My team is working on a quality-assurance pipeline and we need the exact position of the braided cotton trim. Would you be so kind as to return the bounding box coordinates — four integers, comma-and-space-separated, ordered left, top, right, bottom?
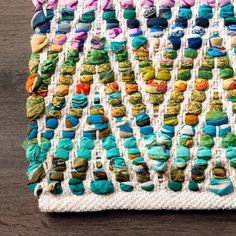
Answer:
39, 190, 236, 212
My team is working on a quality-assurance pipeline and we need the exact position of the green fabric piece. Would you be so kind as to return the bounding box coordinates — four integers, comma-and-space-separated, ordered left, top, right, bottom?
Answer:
198, 68, 213, 80
184, 48, 198, 59
102, 9, 116, 21
26, 95, 45, 121
141, 182, 154, 191
188, 180, 199, 191
120, 182, 134, 192
177, 69, 191, 81
199, 135, 214, 148
168, 181, 182, 191
222, 133, 236, 148
219, 67, 234, 79
81, 10, 95, 23
86, 49, 109, 65
123, 8, 136, 19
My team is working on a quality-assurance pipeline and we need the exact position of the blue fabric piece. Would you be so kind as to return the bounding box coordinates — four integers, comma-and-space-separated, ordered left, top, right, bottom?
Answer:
168, 36, 181, 50
46, 117, 58, 129
62, 130, 75, 139
160, 125, 175, 137
140, 126, 154, 135
41, 129, 54, 140
202, 125, 216, 137
219, 125, 231, 137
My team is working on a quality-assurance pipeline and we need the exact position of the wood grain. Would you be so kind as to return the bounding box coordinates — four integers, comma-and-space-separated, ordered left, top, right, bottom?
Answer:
1, 1, 236, 235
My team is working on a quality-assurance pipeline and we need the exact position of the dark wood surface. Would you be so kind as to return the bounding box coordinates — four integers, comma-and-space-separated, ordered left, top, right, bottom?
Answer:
1, 1, 236, 235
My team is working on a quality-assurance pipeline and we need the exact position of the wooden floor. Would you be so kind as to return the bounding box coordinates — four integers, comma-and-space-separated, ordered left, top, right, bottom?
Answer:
1, 1, 236, 235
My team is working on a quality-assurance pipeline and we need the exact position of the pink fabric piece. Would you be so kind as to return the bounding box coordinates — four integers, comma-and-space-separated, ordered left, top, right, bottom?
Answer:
101, 0, 113, 10
65, 0, 78, 10
181, 0, 195, 7
74, 32, 88, 40
71, 40, 80, 49
129, 28, 141, 35
162, 0, 175, 8
86, 0, 98, 10
120, 0, 133, 9
219, 0, 231, 6
201, 0, 216, 7
47, 0, 58, 9
53, 34, 67, 45
140, 0, 154, 7
32, 0, 44, 9
109, 27, 122, 39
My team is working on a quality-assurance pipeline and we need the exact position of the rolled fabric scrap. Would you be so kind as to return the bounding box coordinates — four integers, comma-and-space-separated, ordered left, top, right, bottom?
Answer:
145, 80, 168, 93
209, 178, 233, 196
162, 0, 175, 8
202, 0, 215, 7
31, 34, 49, 53
181, 0, 195, 7
120, 0, 133, 8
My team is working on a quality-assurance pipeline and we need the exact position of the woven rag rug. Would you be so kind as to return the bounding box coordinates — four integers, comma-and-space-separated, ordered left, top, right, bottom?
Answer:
24, 0, 236, 212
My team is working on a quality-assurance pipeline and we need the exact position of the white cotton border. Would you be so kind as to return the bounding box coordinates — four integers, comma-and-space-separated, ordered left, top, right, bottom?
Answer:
38, 190, 236, 212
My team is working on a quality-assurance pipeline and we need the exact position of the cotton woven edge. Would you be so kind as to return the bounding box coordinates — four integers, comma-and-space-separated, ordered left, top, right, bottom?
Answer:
38, 190, 236, 212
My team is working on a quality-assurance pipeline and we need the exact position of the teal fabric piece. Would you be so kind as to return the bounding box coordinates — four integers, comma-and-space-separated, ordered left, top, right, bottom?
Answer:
209, 178, 233, 196
77, 148, 91, 160
152, 160, 167, 171
68, 178, 85, 195
141, 181, 154, 191
225, 147, 236, 160
80, 137, 94, 150
131, 36, 147, 49
196, 146, 212, 160
102, 134, 117, 150
194, 158, 208, 169
112, 157, 126, 168
127, 148, 140, 155
57, 138, 73, 150
230, 158, 236, 168
106, 147, 120, 159
147, 146, 170, 160
173, 158, 187, 169
120, 182, 134, 192
90, 180, 114, 194
48, 180, 63, 194
27, 162, 42, 179
124, 136, 137, 148
176, 146, 190, 160
132, 157, 146, 165
26, 143, 41, 162
27, 183, 37, 192
143, 133, 157, 147
156, 133, 172, 147
178, 7, 192, 19
55, 148, 70, 160
55, 138, 73, 160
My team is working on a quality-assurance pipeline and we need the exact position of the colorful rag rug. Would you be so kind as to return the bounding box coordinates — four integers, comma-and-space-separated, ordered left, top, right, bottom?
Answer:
24, 0, 236, 212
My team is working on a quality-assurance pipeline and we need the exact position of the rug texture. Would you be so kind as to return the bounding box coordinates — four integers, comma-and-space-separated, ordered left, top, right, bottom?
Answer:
24, 0, 236, 212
